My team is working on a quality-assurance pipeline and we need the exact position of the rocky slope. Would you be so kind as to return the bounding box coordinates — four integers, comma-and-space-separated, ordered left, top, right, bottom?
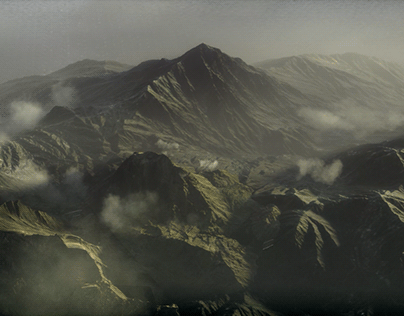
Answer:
249, 135, 404, 315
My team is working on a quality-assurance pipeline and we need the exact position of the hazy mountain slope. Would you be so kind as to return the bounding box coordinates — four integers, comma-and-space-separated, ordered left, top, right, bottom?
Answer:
0, 60, 132, 118
48, 59, 133, 79
257, 52, 404, 148
251, 186, 404, 314
0, 200, 149, 315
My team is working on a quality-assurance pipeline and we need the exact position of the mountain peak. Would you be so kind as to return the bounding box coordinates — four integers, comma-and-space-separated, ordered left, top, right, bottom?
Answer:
179, 43, 224, 62
193, 43, 217, 52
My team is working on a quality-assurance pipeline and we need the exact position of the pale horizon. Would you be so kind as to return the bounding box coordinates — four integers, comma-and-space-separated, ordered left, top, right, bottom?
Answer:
1, 0, 403, 83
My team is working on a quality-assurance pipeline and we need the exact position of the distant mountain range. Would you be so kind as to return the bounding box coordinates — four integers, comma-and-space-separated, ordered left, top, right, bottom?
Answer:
257, 52, 404, 149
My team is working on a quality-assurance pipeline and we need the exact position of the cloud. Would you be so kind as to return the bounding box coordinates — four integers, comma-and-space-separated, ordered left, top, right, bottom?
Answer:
51, 82, 76, 108
298, 99, 404, 140
101, 192, 159, 232
198, 159, 219, 172
3, 160, 50, 190
298, 107, 354, 131
156, 139, 179, 151
297, 158, 343, 185
1, 164, 87, 214
0, 84, 76, 143
0, 101, 46, 142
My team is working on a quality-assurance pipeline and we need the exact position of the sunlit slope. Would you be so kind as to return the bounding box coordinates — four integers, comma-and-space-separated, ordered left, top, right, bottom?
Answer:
89, 152, 270, 301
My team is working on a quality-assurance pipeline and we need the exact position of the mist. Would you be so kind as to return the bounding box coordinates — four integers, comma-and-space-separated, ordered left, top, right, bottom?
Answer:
51, 82, 77, 109
198, 159, 219, 172
101, 192, 159, 232
297, 158, 343, 185
1, 160, 50, 190
0, 101, 46, 141
1, 228, 129, 315
298, 99, 404, 140
156, 139, 179, 151
1, 164, 88, 214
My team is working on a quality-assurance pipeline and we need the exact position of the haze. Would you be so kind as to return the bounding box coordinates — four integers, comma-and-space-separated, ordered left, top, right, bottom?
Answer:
1, 0, 404, 83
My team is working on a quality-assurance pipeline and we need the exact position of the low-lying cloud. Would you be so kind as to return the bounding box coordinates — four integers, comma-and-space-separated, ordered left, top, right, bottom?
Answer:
297, 158, 343, 185
51, 82, 76, 108
2, 160, 50, 190
101, 192, 159, 232
156, 139, 179, 151
0, 84, 77, 143
298, 98, 404, 140
0, 101, 46, 141
1, 163, 87, 214
198, 159, 219, 172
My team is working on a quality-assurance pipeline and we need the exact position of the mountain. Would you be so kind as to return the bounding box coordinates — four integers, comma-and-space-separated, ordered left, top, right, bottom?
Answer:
256, 52, 404, 149
247, 131, 404, 314
48, 59, 133, 79
0, 44, 318, 164
3, 44, 404, 315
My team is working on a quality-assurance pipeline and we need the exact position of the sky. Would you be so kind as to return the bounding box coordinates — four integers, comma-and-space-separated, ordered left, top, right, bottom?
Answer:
1, 0, 404, 83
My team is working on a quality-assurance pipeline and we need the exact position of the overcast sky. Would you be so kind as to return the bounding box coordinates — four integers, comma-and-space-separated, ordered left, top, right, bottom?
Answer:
1, 0, 403, 83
